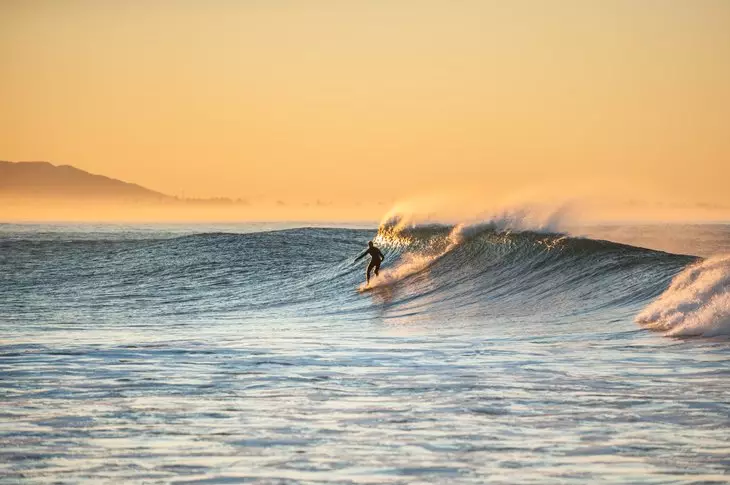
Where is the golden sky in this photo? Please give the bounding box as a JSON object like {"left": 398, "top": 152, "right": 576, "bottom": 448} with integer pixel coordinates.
{"left": 2, "top": 0, "right": 729, "bottom": 220}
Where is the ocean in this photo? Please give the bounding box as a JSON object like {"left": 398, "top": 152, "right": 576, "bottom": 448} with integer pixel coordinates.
{"left": 1, "top": 220, "right": 729, "bottom": 484}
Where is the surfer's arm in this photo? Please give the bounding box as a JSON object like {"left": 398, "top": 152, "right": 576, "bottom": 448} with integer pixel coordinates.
{"left": 378, "top": 249, "right": 385, "bottom": 261}
{"left": 354, "top": 251, "right": 366, "bottom": 262}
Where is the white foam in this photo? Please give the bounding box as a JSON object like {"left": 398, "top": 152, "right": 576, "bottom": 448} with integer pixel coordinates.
{"left": 635, "top": 255, "right": 730, "bottom": 337}
{"left": 359, "top": 224, "right": 465, "bottom": 291}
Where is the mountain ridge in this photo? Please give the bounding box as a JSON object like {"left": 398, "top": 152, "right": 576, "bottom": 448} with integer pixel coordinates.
{"left": 0, "top": 161, "right": 172, "bottom": 201}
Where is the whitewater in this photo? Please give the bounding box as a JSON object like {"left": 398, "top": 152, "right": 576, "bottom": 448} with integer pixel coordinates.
{"left": 1, "top": 220, "right": 729, "bottom": 484}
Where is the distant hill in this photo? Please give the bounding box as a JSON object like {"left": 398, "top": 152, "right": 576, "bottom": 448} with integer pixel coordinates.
{"left": 0, "top": 161, "right": 172, "bottom": 201}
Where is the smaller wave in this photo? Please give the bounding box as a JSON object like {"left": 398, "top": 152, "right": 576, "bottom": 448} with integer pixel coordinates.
{"left": 635, "top": 255, "right": 730, "bottom": 337}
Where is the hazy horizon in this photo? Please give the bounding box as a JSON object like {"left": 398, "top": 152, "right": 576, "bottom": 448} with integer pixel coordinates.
{"left": 2, "top": 159, "right": 729, "bottom": 223}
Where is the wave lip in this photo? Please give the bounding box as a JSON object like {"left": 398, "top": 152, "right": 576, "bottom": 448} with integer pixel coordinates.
{"left": 636, "top": 255, "right": 730, "bottom": 337}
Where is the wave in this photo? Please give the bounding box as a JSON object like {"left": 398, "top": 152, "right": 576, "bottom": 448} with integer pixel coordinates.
{"left": 3, "top": 219, "right": 714, "bottom": 337}
{"left": 635, "top": 255, "right": 730, "bottom": 337}
{"left": 371, "top": 214, "right": 725, "bottom": 338}
{"left": 352, "top": 218, "right": 696, "bottom": 323}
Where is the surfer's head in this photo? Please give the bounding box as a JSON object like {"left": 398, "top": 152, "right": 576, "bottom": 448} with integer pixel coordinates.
{"left": 368, "top": 240, "right": 374, "bottom": 248}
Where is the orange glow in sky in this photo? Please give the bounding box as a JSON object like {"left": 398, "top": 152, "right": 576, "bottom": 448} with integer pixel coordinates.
{"left": 1, "top": 1, "right": 729, "bottom": 221}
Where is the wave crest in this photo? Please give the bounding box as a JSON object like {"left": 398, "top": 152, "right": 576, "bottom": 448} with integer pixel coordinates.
{"left": 379, "top": 203, "right": 571, "bottom": 237}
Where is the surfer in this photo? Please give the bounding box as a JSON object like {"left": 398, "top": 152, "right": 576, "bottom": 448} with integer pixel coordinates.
{"left": 354, "top": 241, "right": 385, "bottom": 284}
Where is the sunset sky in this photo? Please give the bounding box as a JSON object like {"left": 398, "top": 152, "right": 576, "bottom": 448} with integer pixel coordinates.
{"left": 2, "top": 0, "right": 729, "bottom": 221}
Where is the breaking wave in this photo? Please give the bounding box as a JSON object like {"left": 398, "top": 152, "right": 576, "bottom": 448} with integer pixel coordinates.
{"left": 636, "top": 255, "right": 730, "bottom": 337}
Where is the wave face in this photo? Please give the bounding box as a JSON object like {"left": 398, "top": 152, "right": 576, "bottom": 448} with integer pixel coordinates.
{"left": 366, "top": 221, "right": 698, "bottom": 329}
{"left": 3, "top": 221, "right": 717, "bottom": 336}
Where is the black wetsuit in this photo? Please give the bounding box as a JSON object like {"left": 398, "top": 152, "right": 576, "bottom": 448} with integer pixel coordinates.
{"left": 355, "top": 245, "right": 385, "bottom": 283}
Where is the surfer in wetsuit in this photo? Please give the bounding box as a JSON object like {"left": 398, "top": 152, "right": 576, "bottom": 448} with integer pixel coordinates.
{"left": 355, "top": 241, "right": 385, "bottom": 284}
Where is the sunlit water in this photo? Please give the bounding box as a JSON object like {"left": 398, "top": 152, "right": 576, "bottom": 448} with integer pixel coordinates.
{"left": 1, "top": 222, "right": 729, "bottom": 484}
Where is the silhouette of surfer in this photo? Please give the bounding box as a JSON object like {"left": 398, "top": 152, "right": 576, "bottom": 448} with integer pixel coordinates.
{"left": 355, "top": 241, "right": 385, "bottom": 284}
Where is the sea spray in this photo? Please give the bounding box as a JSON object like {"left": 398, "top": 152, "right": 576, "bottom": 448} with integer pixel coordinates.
{"left": 379, "top": 201, "right": 573, "bottom": 236}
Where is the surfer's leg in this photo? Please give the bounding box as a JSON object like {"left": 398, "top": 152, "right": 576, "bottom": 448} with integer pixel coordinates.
{"left": 366, "top": 261, "right": 375, "bottom": 283}
{"left": 374, "top": 261, "right": 380, "bottom": 277}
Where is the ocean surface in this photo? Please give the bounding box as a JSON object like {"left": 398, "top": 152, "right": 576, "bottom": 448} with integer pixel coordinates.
{"left": 1, "top": 220, "right": 729, "bottom": 484}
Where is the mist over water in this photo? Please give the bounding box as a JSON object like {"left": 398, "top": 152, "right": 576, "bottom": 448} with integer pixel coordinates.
{"left": 1, "top": 220, "right": 729, "bottom": 483}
